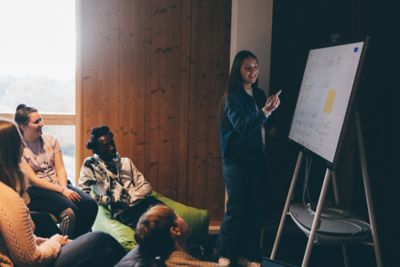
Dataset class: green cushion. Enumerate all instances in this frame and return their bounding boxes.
[93,205,137,250]
[92,192,209,251]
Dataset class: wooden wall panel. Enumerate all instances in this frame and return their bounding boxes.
[146,0,191,201]
[79,0,230,220]
[81,0,121,144]
[187,0,231,217]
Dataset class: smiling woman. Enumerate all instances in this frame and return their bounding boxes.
[14,104,98,239]
[215,50,281,267]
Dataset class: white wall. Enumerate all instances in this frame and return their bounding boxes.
[230,0,273,94]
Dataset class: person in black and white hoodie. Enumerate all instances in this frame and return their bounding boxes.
[78,125,163,228]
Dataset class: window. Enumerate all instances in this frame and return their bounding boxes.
[0,0,78,183]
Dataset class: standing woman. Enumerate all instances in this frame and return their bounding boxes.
[0,119,126,267]
[15,104,98,238]
[215,51,281,267]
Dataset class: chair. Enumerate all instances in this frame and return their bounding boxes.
[92,191,209,251]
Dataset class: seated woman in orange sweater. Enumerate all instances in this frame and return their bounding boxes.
[0,119,126,267]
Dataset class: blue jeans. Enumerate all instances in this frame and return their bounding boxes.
[53,231,126,267]
[215,159,267,261]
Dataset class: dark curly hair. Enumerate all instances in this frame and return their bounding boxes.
[86,125,114,151]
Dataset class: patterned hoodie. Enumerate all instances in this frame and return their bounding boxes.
[78,154,152,216]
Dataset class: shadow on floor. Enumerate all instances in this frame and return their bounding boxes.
[200,219,378,267]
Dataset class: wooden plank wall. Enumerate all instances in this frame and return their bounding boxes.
[78,0,231,220]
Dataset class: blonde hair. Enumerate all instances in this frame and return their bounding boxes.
[0,119,26,195]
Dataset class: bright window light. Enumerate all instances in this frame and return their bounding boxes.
[0,0,75,113]
[0,0,76,181]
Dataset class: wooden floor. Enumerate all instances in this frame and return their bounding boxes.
[204,219,378,267]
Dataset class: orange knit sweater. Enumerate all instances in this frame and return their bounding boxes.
[0,182,61,267]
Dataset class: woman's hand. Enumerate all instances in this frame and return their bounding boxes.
[263,93,281,115]
[50,234,70,246]
[61,188,81,202]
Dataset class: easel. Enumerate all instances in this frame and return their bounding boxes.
[269,109,383,267]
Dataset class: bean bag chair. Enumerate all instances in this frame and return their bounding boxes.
[92,191,209,251]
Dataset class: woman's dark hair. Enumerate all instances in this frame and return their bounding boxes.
[86,125,114,151]
[134,205,177,260]
[218,50,259,119]
[14,104,38,130]
[0,119,26,195]
[226,50,259,95]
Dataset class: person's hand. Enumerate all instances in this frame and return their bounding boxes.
[263,93,281,115]
[61,188,81,202]
[50,234,70,246]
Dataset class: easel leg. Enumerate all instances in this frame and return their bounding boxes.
[301,168,332,267]
[356,110,383,267]
[270,151,304,259]
[332,172,350,267]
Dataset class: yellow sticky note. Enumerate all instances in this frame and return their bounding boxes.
[324,89,336,113]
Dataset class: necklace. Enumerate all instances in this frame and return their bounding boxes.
[23,137,54,182]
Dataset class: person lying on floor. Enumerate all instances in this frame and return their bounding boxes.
[115,205,219,267]
[78,125,163,228]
